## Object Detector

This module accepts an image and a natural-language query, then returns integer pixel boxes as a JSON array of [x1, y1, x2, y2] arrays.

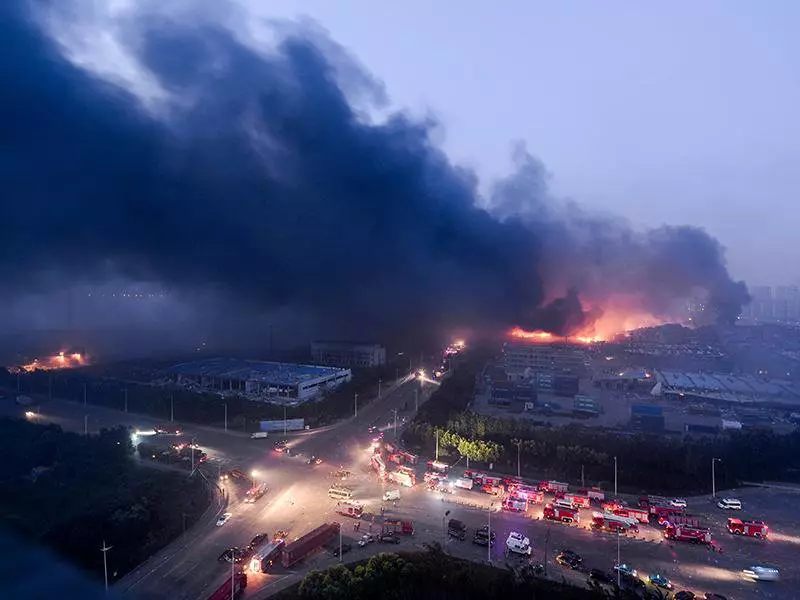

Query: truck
[[426, 460, 449, 473], [281, 523, 340, 568], [454, 477, 474, 490], [502, 496, 528, 512], [389, 453, 404, 465], [591, 512, 638, 533], [382, 519, 414, 536], [207, 569, 247, 600], [249, 539, 285, 573], [539, 480, 569, 494], [639, 495, 669, 509], [727, 518, 768, 538], [481, 483, 504, 496], [578, 487, 605, 501], [370, 454, 387, 479], [336, 501, 364, 519], [650, 505, 685, 522], [399, 451, 418, 465], [543, 503, 580, 524], [506, 531, 532, 555], [562, 493, 591, 508], [244, 483, 269, 503], [514, 486, 544, 504], [611, 506, 650, 524], [664, 524, 712, 544]]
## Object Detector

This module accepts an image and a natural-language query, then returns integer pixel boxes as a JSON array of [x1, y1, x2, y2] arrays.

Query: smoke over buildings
[[0, 1, 748, 346]]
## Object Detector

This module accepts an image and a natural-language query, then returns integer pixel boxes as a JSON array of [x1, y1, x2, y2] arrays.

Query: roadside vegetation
[[276, 547, 663, 600], [404, 351, 800, 494], [1, 359, 404, 430], [0, 417, 209, 582]]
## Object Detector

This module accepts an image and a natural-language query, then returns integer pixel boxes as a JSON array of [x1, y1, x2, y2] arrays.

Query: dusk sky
[[39, 0, 800, 287]]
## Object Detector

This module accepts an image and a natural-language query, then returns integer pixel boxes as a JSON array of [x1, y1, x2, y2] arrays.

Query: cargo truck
[[543, 504, 579, 524], [206, 569, 247, 600], [454, 477, 474, 490], [249, 539, 285, 573], [281, 523, 340, 568], [562, 493, 591, 508], [727, 518, 768, 538], [578, 487, 605, 501], [664, 524, 712, 544]]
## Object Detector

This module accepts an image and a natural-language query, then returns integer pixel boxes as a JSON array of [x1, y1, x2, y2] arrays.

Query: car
[[588, 569, 615, 585], [648, 573, 673, 589], [216, 513, 232, 527], [379, 534, 401, 544], [717, 498, 742, 510], [742, 566, 780, 581], [331, 543, 352, 557], [670, 498, 687, 508], [556, 553, 581, 569], [307, 455, 323, 465], [250, 431, 268, 439], [249, 533, 268, 549], [217, 547, 245, 563], [673, 592, 696, 600], [613, 563, 637, 578], [357, 533, 376, 547]]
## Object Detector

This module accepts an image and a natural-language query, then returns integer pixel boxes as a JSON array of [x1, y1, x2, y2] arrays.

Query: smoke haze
[[0, 0, 749, 349]]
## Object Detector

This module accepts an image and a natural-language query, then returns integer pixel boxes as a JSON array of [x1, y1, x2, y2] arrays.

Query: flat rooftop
[[170, 357, 349, 386]]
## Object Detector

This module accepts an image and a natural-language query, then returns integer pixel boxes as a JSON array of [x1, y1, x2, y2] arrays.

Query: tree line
[[0, 417, 209, 582], [403, 352, 800, 494]]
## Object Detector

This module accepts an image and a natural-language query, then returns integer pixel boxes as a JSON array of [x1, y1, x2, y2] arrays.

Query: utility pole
[[581, 464, 585, 488], [191, 437, 195, 474], [224, 403, 228, 432], [230, 557, 234, 600], [83, 383, 87, 406], [442, 510, 450, 550], [395, 367, 399, 382], [378, 378, 382, 399], [338, 523, 343, 563], [712, 457, 721, 498], [84, 414, 89, 436], [123, 389, 128, 413], [100, 540, 112, 592], [435, 428, 439, 461], [616, 531, 621, 588], [283, 406, 287, 437], [354, 392, 358, 418], [393, 409, 398, 440], [516, 441, 521, 478], [16, 371, 20, 392], [487, 503, 492, 563], [466, 453, 470, 470], [170, 394, 174, 422], [614, 456, 618, 497], [544, 525, 551, 577], [415, 386, 419, 412]]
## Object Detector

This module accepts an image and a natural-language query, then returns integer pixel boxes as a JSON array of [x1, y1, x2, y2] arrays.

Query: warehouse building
[[170, 357, 351, 403], [311, 341, 386, 368], [503, 341, 589, 377]]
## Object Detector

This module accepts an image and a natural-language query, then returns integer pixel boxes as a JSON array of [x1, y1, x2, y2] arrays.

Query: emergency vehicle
[[543, 503, 579, 524], [727, 518, 768, 538]]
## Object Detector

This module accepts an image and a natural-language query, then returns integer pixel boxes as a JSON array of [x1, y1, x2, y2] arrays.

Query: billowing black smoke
[[0, 1, 748, 343]]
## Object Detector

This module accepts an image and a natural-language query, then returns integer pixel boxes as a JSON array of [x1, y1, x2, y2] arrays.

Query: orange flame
[[510, 307, 668, 344], [21, 351, 88, 372]]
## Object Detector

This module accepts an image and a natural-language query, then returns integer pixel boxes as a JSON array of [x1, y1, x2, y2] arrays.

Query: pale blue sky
[[255, 0, 800, 286]]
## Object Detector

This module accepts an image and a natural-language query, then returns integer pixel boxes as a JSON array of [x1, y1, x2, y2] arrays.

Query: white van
[[250, 432, 268, 439], [717, 498, 742, 510], [383, 489, 401, 501], [506, 531, 532, 556], [328, 486, 353, 500], [742, 566, 780, 581], [553, 498, 575, 510]]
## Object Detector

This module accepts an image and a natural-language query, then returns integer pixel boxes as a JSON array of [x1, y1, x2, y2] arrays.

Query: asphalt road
[[3, 374, 799, 600]]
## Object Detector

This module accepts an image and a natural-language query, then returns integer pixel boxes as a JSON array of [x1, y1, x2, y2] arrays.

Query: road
[[3, 371, 799, 600]]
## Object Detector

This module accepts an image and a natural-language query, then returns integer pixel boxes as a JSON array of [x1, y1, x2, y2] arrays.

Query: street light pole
[[101, 540, 112, 593], [224, 403, 228, 432], [442, 510, 450, 550], [517, 441, 521, 478], [415, 386, 419, 412], [354, 392, 358, 418], [616, 531, 621, 588], [487, 503, 493, 564], [83, 383, 87, 406], [712, 457, 721, 498], [170, 394, 174, 422], [123, 389, 128, 413], [378, 378, 382, 399], [230, 557, 234, 600], [614, 456, 618, 497], [435, 428, 439, 461], [191, 437, 195, 474], [338, 523, 343, 564], [283, 406, 287, 437], [393, 409, 398, 440], [84, 414, 88, 436]]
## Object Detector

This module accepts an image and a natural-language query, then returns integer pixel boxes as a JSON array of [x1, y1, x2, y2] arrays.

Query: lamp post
[[223, 403, 228, 432], [378, 378, 382, 399], [101, 540, 112, 592], [487, 503, 493, 564], [84, 414, 89, 436], [435, 428, 439, 461], [415, 386, 419, 412], [123, 388, 128, 413], [616, 531, 621, 588], [251, 470, 258, 487], [712, 457, 721, 498], [83, 383, 87, 406], [283, 406, 287, 437], [170, 394, 174, 422], [614, 456, 618, 497], [516, 440, 522, 478], [338, 523, 343, 564], [392, 409, 398, 440], [190, 437, 196, 474], [354, 392, 358, 418], [442, 510, 450, 550]]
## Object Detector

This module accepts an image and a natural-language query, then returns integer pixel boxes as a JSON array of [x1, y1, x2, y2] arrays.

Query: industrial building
[[170, 357, 352, 403], [655, 370, 800, 406], [503, 341, 589, 377], [310, 341, 386, 368]]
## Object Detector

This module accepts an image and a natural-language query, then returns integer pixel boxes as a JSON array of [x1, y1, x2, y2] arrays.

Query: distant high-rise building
[[747, 285, 773, 321], [774, 285, 800, 321], [310, 341, 386, 368]]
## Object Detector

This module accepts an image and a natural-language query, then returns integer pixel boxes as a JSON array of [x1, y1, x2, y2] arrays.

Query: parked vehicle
[[331, 542, 352, 557], [514, 486, 544, 504], [538, 480, 569, 494], [382, 519, 414, 536], [379, 533, 401, 544], [673, 592, 696, 600], [250, 432, 268, 439], [505, 531, 532, 556], [216, 513, 232, 527], [472, 525, 496, 546], [648, 573, 673, 589], [562, 492, 591, 508], [249, 539, 285, 573], [578, 487, 605, 501], [556, 549, 582, 569], [670, 498, 687, 508], [610, 506, 649, 524], [614, 564, 638, 578], [591, 512, 638, 533], [447, 519, 467, 540], [664, 524, 712, 544], [328, 486, 353, 500], [281, 523, 340, 568], [248, 533, 268, 549], [543, 504, 579, 524], [388, 468, 415, 487], [357, 533, 376, 547], [502, 496, 528, 512], [727, 518, 768, 538], [244, 483, 269, 504], [717, 498, 742, 510], [454, 477, 474, 490], [588, 569, 615, 586]]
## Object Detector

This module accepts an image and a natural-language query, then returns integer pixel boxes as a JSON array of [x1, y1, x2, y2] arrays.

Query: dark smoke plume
[[0, 1, 748, 343]]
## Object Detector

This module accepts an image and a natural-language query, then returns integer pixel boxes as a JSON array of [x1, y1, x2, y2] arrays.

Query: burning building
[[17, 349, 88, 373]]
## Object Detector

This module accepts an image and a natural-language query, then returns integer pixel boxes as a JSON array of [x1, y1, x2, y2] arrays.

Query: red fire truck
[[399, 451, 418, 465], [426, 460, 449, 473], [503, 476, 524, 489], [481, 483, 504, 496], [639, 495, 669, 509], [591, 512, 638, 533], [578, 487, 605, 501], [727, 518, 768, 538], [539, 480, 569, 494], [514, 485, 544, 504], [502, 496, 528, 512], [389, 453, 403, 465], [611, 506, 650, 524], [562, 493, 591, 508], [543, 503, 579, 524], [664, 524, 712, 544], [382, 519, 415, 536], [336, 501, 364, 518], [370, 454, 387, 479], [650, 505, 685, 522], [389, 468, 416, 488]]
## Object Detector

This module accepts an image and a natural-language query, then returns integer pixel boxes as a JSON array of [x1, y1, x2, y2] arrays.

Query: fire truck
[[578, 487, 605, 501], [591, 512, 638, 533], [336, 501, 364, 518], [639, 495, 669, 509], [650, 505, 685, 522], [543, 503, 579, 524], [389, 468, 416, 488], [514, 485, 544, 504], [539, 480, 569, 494], [399, 451, 418, 465], [423, 471, 445, 483], [244, 483, 269, 504], [611, 506, 650, 524], [370, 454, 387, 479], [382, 519, 415, 536], [727, 518, 768, 538], [664, 524, 712, 544], [561, 493, 591, 508], [480, 483, 504, 496], [503, 476, 524, 489], [662, 515, 702, 528], [426, 460, 449, 473], [502, 495, 528, 512], [389, 453, 404, 465]]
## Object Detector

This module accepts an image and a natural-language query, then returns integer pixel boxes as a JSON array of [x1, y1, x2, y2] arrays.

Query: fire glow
[[21, 351, 88, 372], [510, 306, 668, 344]]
